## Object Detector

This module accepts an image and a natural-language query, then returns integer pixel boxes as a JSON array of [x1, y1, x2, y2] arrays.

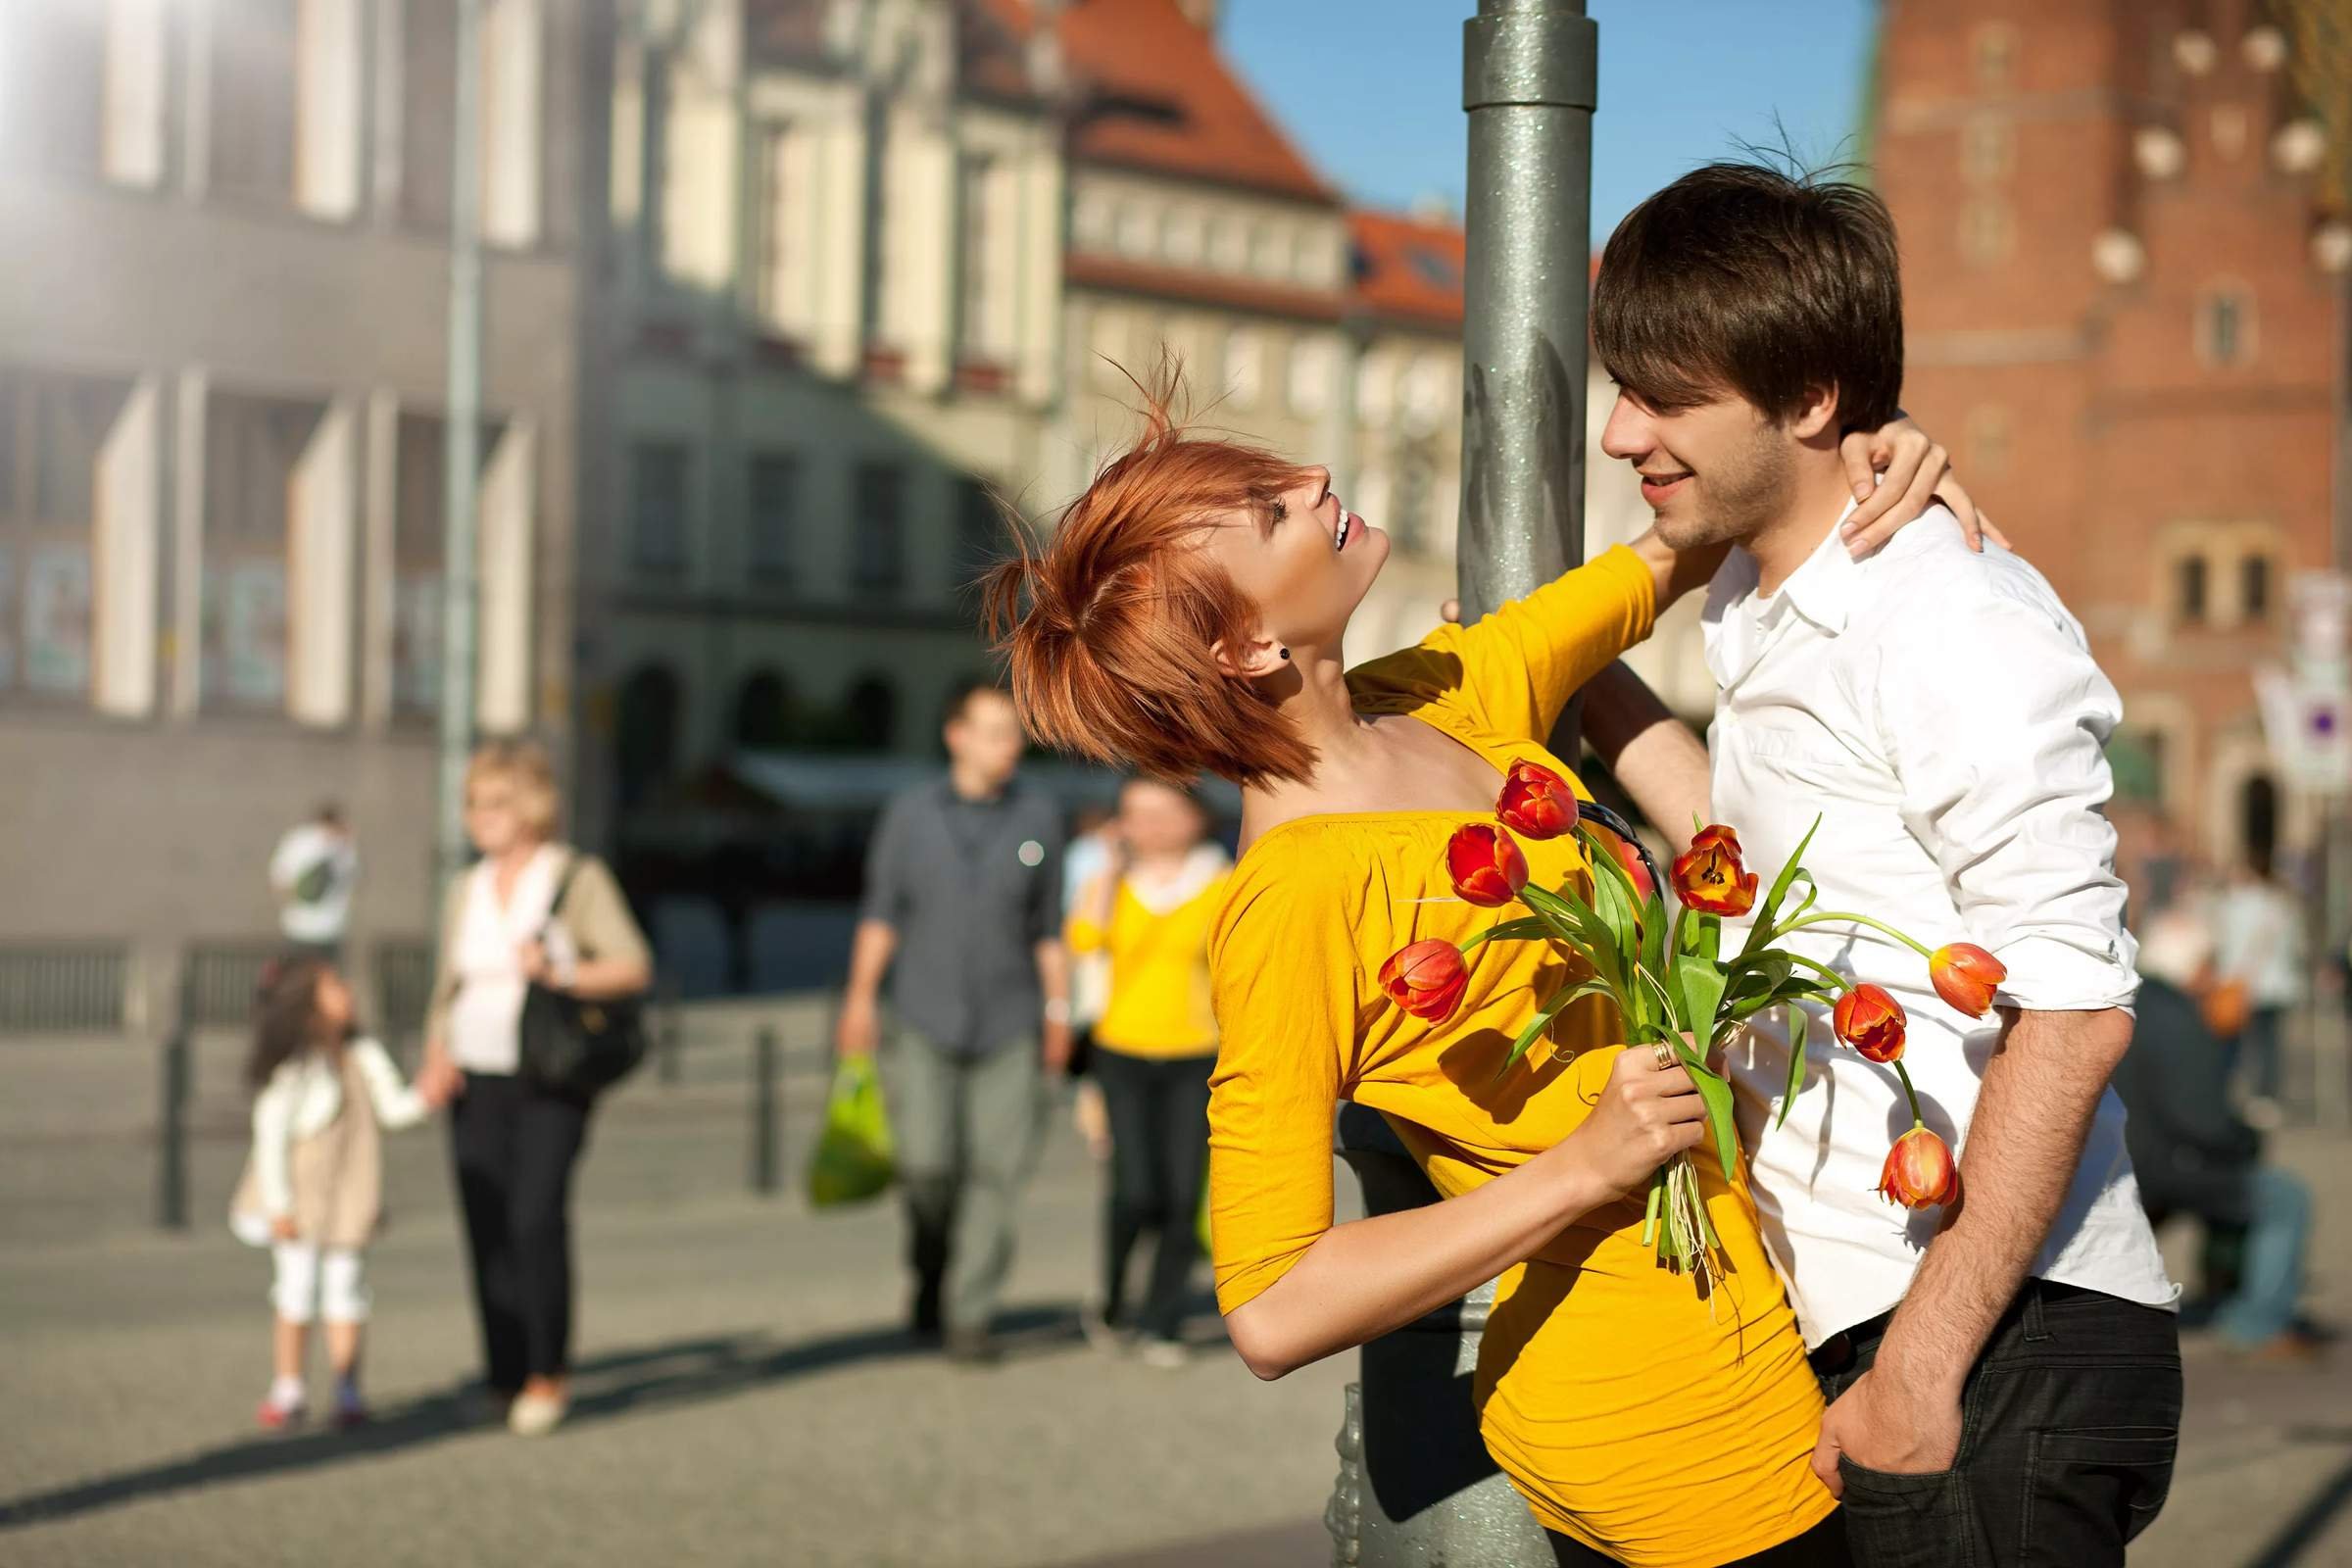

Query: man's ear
[[1211, 630, 1285, 681], [1790, 382, 1840, 441]]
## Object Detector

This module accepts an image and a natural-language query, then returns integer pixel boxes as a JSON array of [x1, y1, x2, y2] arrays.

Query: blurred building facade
[[1876, 0, 2350, 873], [0, 0, 593, 1029]]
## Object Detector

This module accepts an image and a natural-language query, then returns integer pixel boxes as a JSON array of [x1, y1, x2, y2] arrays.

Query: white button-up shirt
[[1703, 508, 2177, 1346]]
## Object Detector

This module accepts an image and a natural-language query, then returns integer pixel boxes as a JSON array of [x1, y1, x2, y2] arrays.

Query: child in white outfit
[[229, 956, 431, 1429]]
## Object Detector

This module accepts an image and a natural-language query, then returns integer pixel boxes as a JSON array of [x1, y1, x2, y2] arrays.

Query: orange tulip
[[1877, 1126, 1959, 1210], [1833, 984, 1908, 1063], [1447, 822, 1529, 907], [1670, 824, 1758, 916], [1495, 760, 1580, 841], [1930, 943, 2006, 1018], [1378, 939, 1469, 1023]]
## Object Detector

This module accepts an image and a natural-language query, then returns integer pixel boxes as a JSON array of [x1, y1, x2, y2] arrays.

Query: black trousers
[[1548, 1513, 1851, 1566], [1814, 1281, 2181, 1567], [1093, 1046, 1215, 1341], [449, 1072, 590, 1390]]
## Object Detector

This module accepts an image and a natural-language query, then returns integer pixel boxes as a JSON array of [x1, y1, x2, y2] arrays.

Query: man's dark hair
[[942, 677, 1007, 728], [1592, 162, 1903, 433]]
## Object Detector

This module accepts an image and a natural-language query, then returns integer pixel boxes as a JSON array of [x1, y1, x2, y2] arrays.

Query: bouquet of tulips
[[1375, 760, 2009, 1281]]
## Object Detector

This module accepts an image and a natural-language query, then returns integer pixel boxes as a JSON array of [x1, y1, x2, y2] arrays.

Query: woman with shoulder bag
[[416, 741, 653, 1436]]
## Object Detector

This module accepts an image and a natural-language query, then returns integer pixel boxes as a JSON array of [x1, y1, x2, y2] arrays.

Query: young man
[[1588, 164, 2180, 1566], [836, 681, 1072, 1363]]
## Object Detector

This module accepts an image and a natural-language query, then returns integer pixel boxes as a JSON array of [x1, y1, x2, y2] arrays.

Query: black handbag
[[517, 857, 649, 1098]]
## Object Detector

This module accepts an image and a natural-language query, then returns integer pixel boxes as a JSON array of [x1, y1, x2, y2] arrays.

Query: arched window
[[843, 672, 897, 752], [734, 668, 791, 750], [2241, 553, 2274, 620], [615, 663, 682, 809], [2240, 773, 2278, 874], [2176, 555, 2208, 622]]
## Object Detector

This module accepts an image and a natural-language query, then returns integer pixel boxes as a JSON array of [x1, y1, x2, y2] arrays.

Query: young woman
[[1067, 777, 1231, 1365], [985, 385, 1984, 1567]]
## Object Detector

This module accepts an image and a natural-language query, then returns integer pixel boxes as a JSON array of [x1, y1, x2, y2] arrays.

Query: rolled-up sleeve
[[1881, 592, 2139, 1013], [858, 796, 914, 928]]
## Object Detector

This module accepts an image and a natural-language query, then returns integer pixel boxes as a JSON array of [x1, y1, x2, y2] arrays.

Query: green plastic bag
[[807, 1056, 895, 1207]]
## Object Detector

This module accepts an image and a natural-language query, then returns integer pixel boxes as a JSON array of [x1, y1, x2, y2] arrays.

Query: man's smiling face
[[1598, 383, 1799, 552]]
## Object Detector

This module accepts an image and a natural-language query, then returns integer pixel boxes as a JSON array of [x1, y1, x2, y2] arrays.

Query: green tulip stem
[[1773, 910, 1936, 961], [1642, 1169, 1665, 1247], [1891, 1058, 1925, 1127]]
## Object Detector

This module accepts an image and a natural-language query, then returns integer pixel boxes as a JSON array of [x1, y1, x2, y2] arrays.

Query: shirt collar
[[1768, 497, 1863, 638]]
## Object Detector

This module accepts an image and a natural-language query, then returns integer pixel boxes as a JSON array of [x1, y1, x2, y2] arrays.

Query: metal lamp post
[[437, 0, 484, 901], [1323, 4, 1597, 1564]]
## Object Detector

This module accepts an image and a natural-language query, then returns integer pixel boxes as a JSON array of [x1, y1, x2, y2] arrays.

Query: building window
[[1971, 22, 2017, 91], [957, 153, 1014, 364], [202, 391, 323, 711], [2241, 553, 2273, 620], [1164, 207, 1205, 267], [0, 368, 131, 702], [2197, 286, 2256, 368], [2176, 554, 2208, 622], [1960, 118, 2014, 183], [735, 667, 792, 749], [1209, 215, 1247, 271], [1251, 222, 1288, 279], [955, 476, 1002, 590], [1287, 336, 1334, 416], [0, 4, 105, 177], [630, 441, 690, 576], [1401, 353, 1449, 434], [2107, 728, 2165, 806], [1225, 329, 1263, 408], [1116, 202, 1154, 259], [614, 662, 681, 809], [758, 122, 813, 339], [1959, 199, 2013, 266], [746, 452, 796, 584], [851, 464, 904, 596], [210, 0, 299, 206], [393, 416, 447, 717], [843, 670, 897, 751], [1072, 189, 1112, 250]]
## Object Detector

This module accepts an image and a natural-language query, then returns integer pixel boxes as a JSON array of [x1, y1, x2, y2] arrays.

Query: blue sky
[[1222, 0, 1881, 237]]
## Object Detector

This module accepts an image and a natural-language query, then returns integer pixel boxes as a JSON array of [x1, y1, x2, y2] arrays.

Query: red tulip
[[1604, 831, 1656, 903], [1877, 1126, 1959, 1210], [1833, 984, 1908, 1063], [1447, 822, 1529, 907], [1378, 939, 1469, 1023], [1495, 760, 1580, 840], [1670, 824, 1758, 916], [1930, 943, 2006, 1018]]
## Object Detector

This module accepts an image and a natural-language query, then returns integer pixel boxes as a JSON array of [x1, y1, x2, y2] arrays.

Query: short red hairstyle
[[982, 371, 1318, 786]]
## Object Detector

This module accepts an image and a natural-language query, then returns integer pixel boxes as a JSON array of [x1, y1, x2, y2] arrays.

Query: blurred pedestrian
[[416, 741, 653, 1435], [230, 956, 432, 1429], [2113, 908, 2323, 1360], [2211, 851, 2304, 1125], [269, 803, 358, 960], [1063, 804, 1119, 1160], [834, 682, 1071, 1363], [1068, 778, 1230, 1366]]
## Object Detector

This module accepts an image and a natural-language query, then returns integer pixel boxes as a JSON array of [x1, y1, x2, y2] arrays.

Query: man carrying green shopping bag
[[835, 681, 1071, 1364]]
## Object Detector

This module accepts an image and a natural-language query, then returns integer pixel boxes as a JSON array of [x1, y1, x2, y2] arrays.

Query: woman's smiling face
[[1198, 464, 1390, 673]]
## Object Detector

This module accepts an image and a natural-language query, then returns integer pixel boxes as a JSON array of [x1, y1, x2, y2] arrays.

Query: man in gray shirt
[[836, 681, 1071, 1361]]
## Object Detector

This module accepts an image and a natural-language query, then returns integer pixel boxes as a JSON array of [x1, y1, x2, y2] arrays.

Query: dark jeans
[[449, 1072, 590, 1390], [1547, 1513, 1851, 1566], [2221, 1005, 2287, 1102], [1814, 1282, 2181, 1567], [2210, 1165, 2314, 1347], [1093, 1046, 1214, 1341]]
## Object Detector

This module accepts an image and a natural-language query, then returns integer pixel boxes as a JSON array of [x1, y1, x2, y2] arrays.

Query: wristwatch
[[1043, 998, 1072, 1026]]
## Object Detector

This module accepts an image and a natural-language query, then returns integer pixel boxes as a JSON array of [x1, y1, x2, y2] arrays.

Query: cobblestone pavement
[[1, 1043, 2347, 1566]]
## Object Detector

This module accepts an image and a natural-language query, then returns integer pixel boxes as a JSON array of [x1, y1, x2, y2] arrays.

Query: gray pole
[[1324, 6, 1597, 1565], [437, 0, 485, 898]]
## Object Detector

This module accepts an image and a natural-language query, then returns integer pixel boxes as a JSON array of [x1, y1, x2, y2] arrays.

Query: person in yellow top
[[982, 368, 1982, 1566], [1066, 777, 1231, 1364]]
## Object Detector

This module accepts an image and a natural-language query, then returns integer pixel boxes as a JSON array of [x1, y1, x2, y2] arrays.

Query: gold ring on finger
[[1651, 1041, 1676, 1071]]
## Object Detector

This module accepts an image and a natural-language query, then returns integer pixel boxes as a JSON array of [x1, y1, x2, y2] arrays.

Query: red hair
[[982, 368, 1318, 786]]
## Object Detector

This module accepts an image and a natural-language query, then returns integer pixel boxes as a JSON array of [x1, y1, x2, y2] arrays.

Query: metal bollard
[[751, 1025, 780, 1195], [157, 1004, 192, 1232]]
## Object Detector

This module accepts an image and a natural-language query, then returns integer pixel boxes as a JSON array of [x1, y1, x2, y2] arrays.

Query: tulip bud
[[1378, 939, 1470, 1023], [1877, 1126, 1958, 1210], [1446, 822, 1530, 907], [1670, 824, 1758, 917], [1495, 760, 1580, 841], [1930, 943, 2007, 1018], [1832, 984, 1908, 1063]]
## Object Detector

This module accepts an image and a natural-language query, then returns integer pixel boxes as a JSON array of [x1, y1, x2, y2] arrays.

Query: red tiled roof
[[1014, 0, 1336, 204], [1066, 252, 1344, 321], [1348, 209, 1465, 329]]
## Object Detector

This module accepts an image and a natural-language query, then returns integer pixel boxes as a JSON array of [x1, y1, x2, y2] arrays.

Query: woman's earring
[[1279, 648, 1291, 662]]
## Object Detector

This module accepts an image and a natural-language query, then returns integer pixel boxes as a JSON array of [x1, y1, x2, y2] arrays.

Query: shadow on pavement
[[2243, 1432, 2352, 1568], [0, 1303, 1086, 1530]]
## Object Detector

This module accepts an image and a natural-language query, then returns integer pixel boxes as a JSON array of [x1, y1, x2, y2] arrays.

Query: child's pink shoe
[[256, 1397, 305, 1431]]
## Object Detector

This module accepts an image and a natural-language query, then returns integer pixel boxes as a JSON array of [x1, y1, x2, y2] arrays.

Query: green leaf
[[1776, 1004, 1810, 1130], [1686, 1062, 1741, 1183], [1498, 979, 1613, 1075], [1463, 916, 1551, 951], [1739, 813, 1823, 961], [1671, 913, 1727, 1036]]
